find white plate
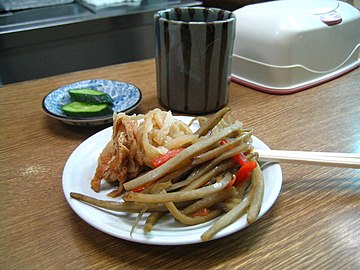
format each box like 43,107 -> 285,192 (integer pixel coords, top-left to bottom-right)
62,116 -> 282,245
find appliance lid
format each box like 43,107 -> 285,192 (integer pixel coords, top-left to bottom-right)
259,0 -> 339,15
233,0 -> 360,72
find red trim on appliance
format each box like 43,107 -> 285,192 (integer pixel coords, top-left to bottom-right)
231,63 -> 360,95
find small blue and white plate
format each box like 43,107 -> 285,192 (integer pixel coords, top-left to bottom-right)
42,79 -> 142,126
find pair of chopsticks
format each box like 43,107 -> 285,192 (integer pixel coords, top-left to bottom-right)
256,149 -> 360,169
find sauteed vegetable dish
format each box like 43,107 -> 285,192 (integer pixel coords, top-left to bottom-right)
70,107 -> 264,241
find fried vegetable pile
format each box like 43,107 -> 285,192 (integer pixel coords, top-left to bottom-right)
70,107 -> 264,241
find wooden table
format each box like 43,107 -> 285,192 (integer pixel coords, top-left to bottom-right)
1,59 -> 359,269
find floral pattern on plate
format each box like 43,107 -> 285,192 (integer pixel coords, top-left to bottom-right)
42,79 -> 142,126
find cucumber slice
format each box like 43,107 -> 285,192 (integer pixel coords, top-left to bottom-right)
68,89 -> 113,104
62,101 -> 113,117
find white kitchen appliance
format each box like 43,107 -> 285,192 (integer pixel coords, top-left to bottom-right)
231,0 -> 360,94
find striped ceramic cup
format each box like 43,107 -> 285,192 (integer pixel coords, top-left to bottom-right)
154,7 -> 236,114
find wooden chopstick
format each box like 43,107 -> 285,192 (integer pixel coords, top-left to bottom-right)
256,149 -> 360,169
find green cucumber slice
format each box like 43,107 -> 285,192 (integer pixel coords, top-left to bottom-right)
68,89 -> 114,104
62,101 -> 113,117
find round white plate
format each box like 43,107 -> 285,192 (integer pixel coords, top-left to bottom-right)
42,79 -> 142,126
62,116 -> 282,245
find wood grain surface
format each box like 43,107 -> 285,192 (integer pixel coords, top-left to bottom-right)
1,59 -> 359,270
